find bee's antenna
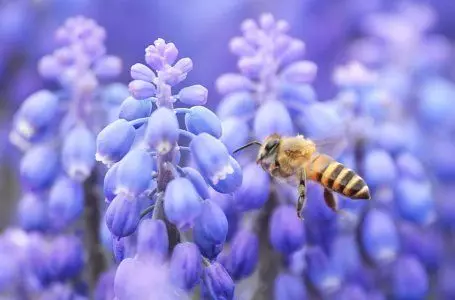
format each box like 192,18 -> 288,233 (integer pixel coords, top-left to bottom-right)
233,141 -> 262,154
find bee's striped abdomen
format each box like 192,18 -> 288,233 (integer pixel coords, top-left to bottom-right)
307,153 -> 371,200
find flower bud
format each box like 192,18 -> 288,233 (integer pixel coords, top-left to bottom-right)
359,209 -> 399,265
100,83 -> 130,106
396,152 -> 425,180
222,229 -> 258,280
217,92 -> 256,120
269,205 -> 305,255
182,167 -> 210,200
254,100 -> 294,141
194,201 -> 228,260
17,193 -> 47,232
305,247 -> 341,295
164,178 -> 202,230
95,270 -> 116,300
280,39 -> 305,65
145,107 -> 179,154
170,242 -> 202,290
128,79 -> 156,100
219,118 -> 249,154
374,122 -> 410,154
278,83 -> 316,106
130,63 -> 156,82
330,234 -> 361,279
96,119 -> 136,165
118,97 -> 153,124
202,262 -> 234,300
364,149 -> 397,188
234,163 -> 270,211
15,90 -> 59,139
281,60 -> 317,84
115,149 -> 154,197
396,179 -> 435,225
337,284 -> 367,300
94,55 -> 122,78
137,219 -> 169,259
274,272 -> 306,300
49,235 -> 84,281
173,57 -> 193,73
229,37 -> 255,56
392,256 -> 428,300
145,46 -> 164,70
48,177 -> 84,231
178,85 -> 208,106
62,125 -> 96,181
38,55 -> 61,79
20,145 -> 59,191
238,55 -> 263,78
105,194 -> 140,237
185,106 -> 222,138
216,73 -> 254,95
297,102 -> 344,141
164,42 -> 179,65
104,163 -> 119,203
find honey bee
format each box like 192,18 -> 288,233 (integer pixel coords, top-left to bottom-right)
234,134 -> 371,219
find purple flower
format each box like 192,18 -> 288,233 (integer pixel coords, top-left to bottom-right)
20,145 -> 59,191
396,152 -> 425,180
185,106 -> 222,138
364,149 -> 397,188
391,256 -> 429,299
274,272 -> 306,300
164,177 -> 202,230
13,90 -> 59,139
144,107 -> 179,154
136,219 -> 169,260
62,125 -> 96,181
95,269 -> 116,300
330,234 -> 361,279
193,201 -> 228,260
93,55 -> 122,79
130,63 -> 156,82
336,284 -> 368,300
17,193 -> 48,232
202,262 -> 234,300
103,163 -> 119,203
234,163 -> 270,211
115,148 -> 154,198
48,176 -> 84,231
105,194 -> 140,237
359,209 -> 399,265
220,229 -> 258,281
182,167 -> 210,200
169,242 -> 202,291
216,92 -> 256,120
96,119 -> 136,165
219,118 -> 249,154
269,205 -> 305,255
253,100 -> 294,141
216,73 -> 254,95
128,79 -> 156,100
305,247 -> 341,295
280,60 -> 317,84
49,235 -> 84,281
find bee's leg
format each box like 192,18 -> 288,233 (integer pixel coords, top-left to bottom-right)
323,188 -> 348,217
297,169 -> 307,220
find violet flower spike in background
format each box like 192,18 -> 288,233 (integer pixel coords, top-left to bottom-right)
97,38 -> 242,299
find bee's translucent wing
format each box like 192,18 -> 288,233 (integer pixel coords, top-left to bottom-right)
311,135 -> 349,159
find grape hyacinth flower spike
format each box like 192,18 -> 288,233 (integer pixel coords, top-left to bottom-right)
97,38 -> 241,298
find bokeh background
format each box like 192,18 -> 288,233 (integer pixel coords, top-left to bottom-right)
1,0 -> 455,299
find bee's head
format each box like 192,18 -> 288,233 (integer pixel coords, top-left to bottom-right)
256,134 -> 281,167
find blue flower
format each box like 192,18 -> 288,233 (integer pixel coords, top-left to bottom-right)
193,201 -> 228,260
48,176 -> 84,231
220,229 -> 258,281
13,90 -> 59,139
391,256 -> 429,300
269,205 -> 305,255
115,148 -> 154,198
164,177 -> 202,230
130,63 -> 156,82
178,85 -> 208,106
296,102 -> 344,141
396,152 -> 425,180
234,163 -> 270,211
20,145 -> 59,191
144,107 -> 179,154
49,235 -> 84,281
253,100 -> 294,141
96,119 -> 136,165
359,209 -> 399,265
216,73 -> 254,95
136,219 -> 169,260
219,118 -> 249,154
128,79 -> 156,100
17,193 -> 47,232
118,96 -> 153,125
105,194 -> 140,237
305,247 -> 341,295
103,163 -> 119,203
170,242 -> 202,291
364,149 -> 397,189
202,262 -> 234,300
274,272 -> 307,300
336,284 -> 368,300
280,60 -> 317,84
190,133 -> 242,193
185,106 -> 222,138
330,234 -> 361,279
62,125 -> 96,181
216,92 -> 256,120
182,167 -> 210,200
395,178 -> 435,225
93,55 -> 122,79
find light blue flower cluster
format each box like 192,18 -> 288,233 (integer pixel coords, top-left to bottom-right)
96,38 -> 242,299
5,16 -> 125,298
